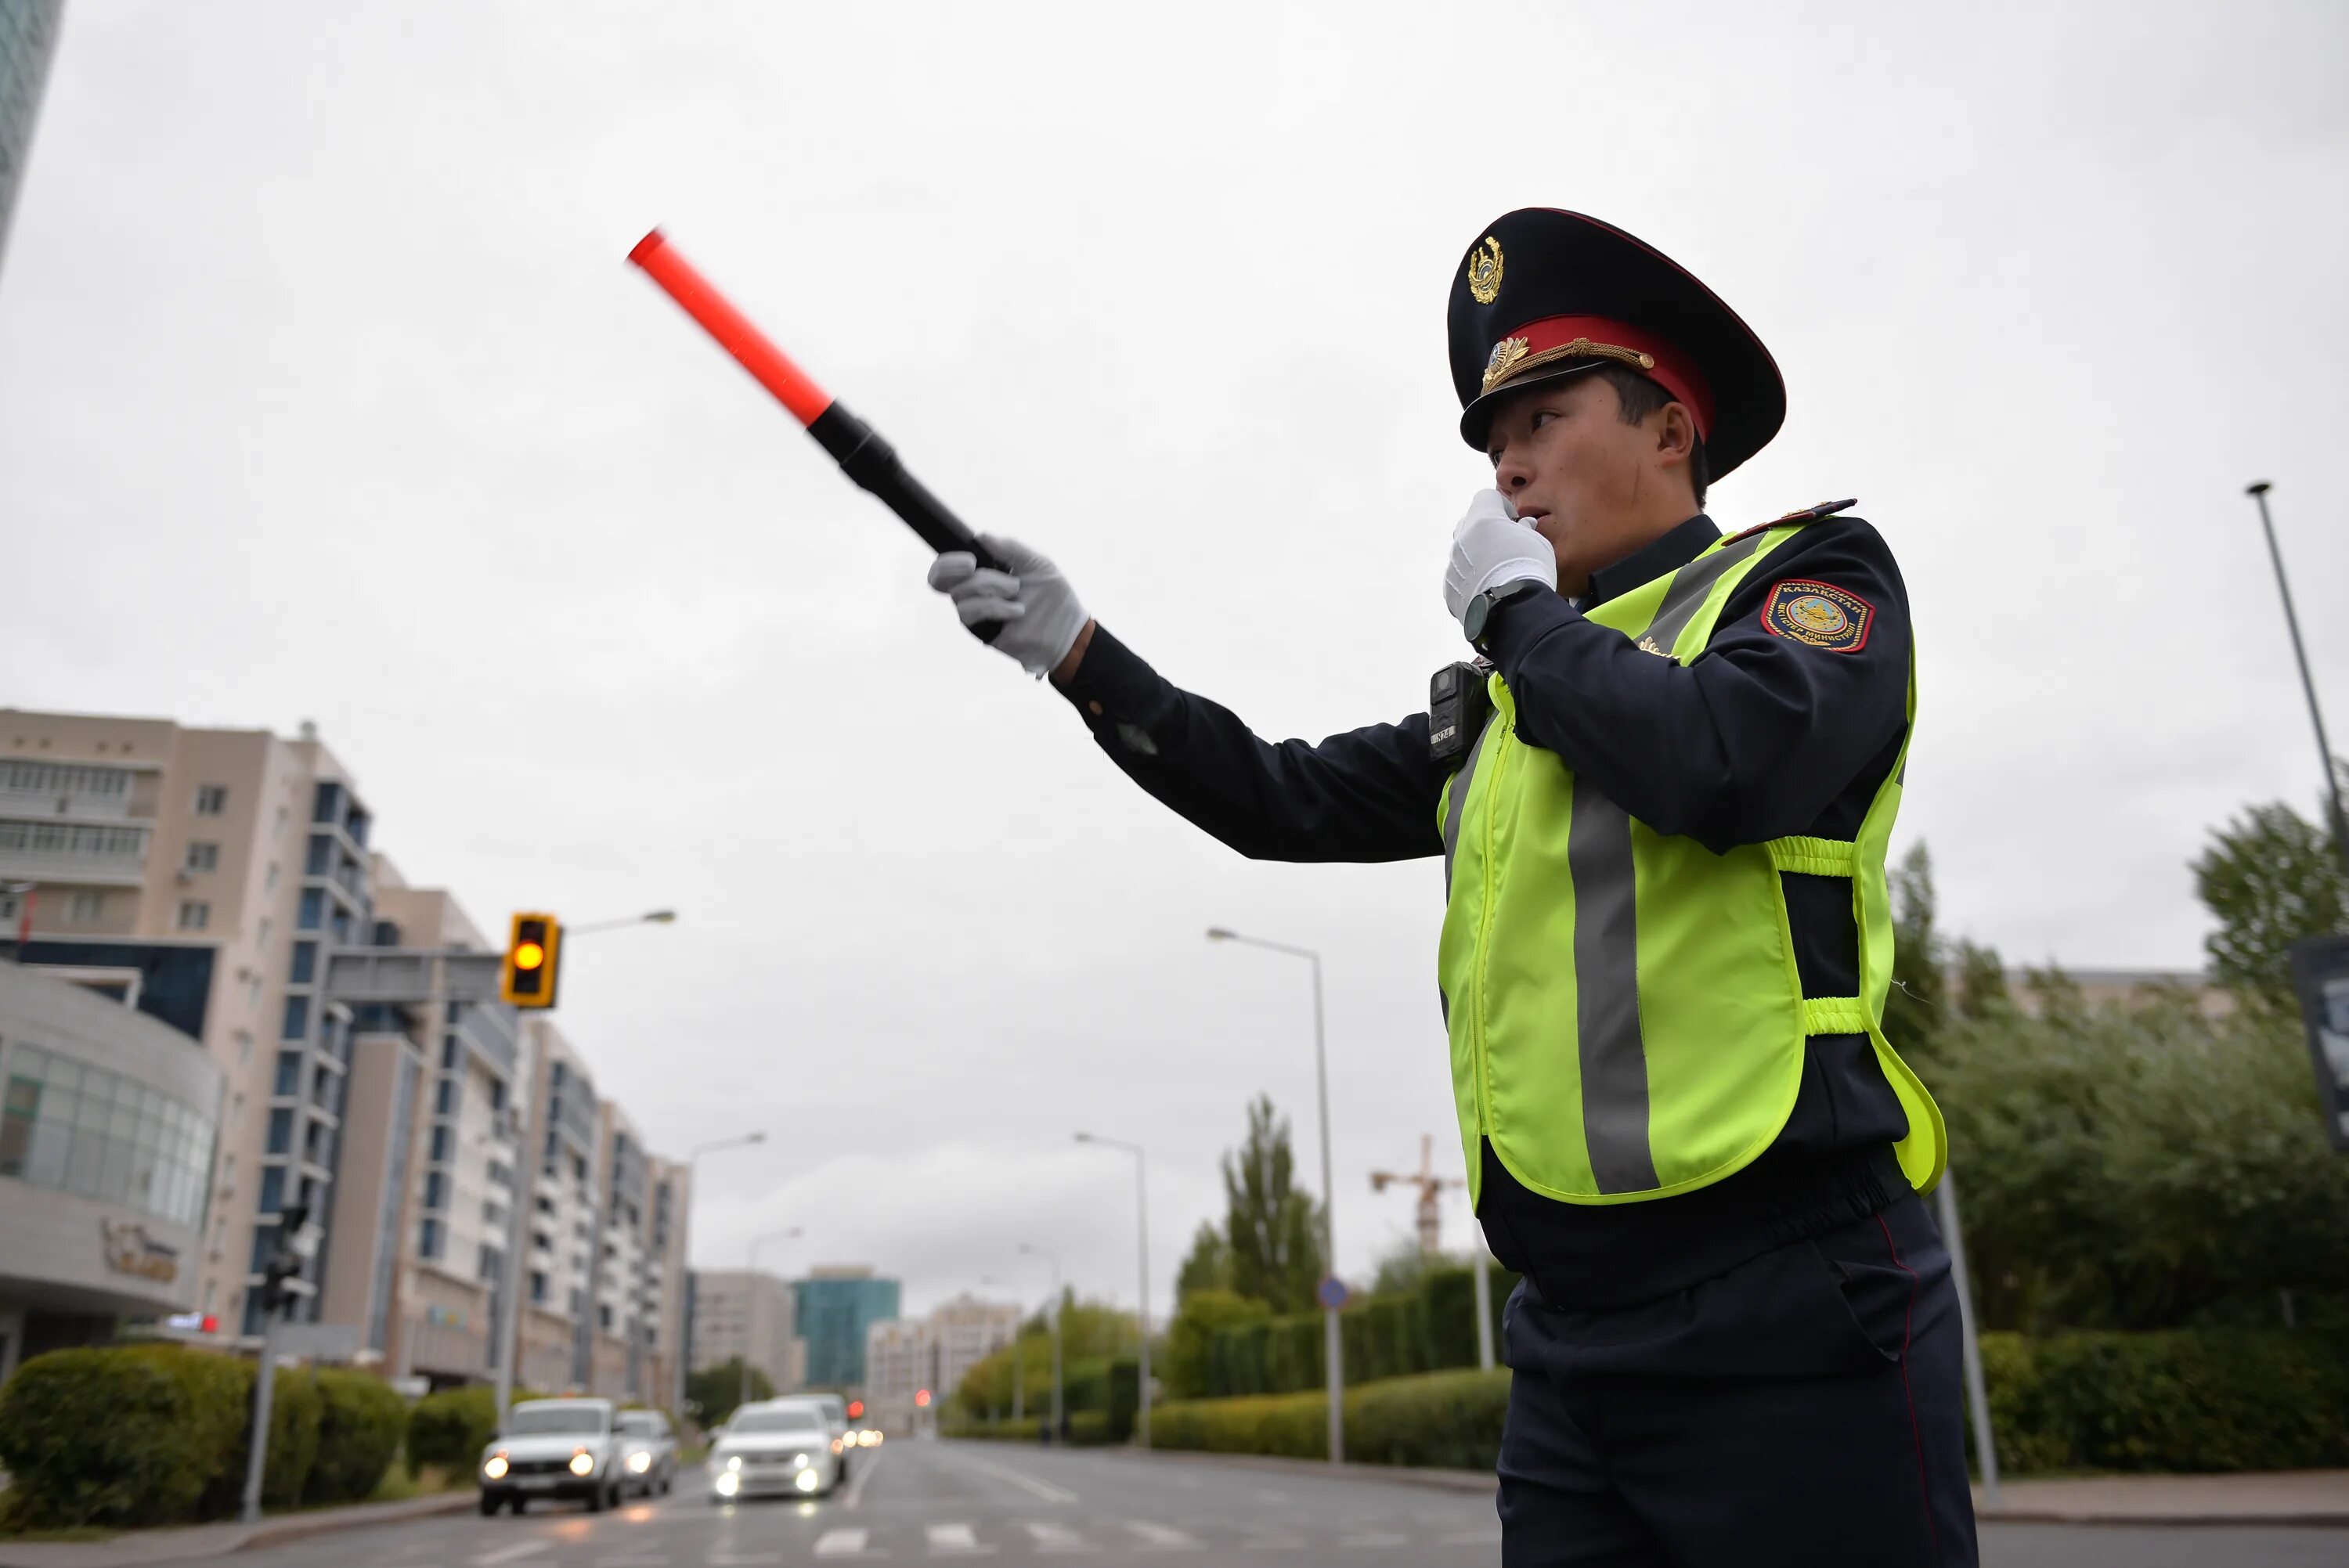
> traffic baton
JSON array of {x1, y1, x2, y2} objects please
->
[{"x1": 626, "y1": 228, "x2": 1009, "y2": 639}]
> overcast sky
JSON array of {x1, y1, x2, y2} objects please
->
[{"x1": 3, "y1": 1, "x2": 2344, "y2": 1321}]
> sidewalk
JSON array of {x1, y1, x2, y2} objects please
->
[
  {"x1": 1110, "y1": 1447, "x2": 2349, "y2": 1526},
  {"x1": 0, "y1": 1491, "x2": 473, "y2": 1568}
]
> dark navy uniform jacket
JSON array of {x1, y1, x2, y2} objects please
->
[{"x1": 1055, "y1": 512, "x2": 1918, "y2": 1310}]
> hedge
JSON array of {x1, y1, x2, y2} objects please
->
[
  {"x1": 0, "y1": 1345, "x2": 370, "y2": 1528},
  {"x1": 1153, "y1": 1368, "x2": 1508, "y2": 1466},
  {"x1": 1156, "y1": 1330, "x2": 2349, "y2": 1476},
  {"x1": 1189, "y1": 1263, "x2": 1517, "y2": 1399},
  {"x1": 406, "y1": 1385, "x2": 499, "y2": 1476}
]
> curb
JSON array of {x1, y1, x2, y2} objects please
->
[
  {"x1": 1976, "y1": 1507, "x2": 2349, "y2": 1530},
  {"x1": 0, "y1": 1491, "x2": 474, "y2": 1568},
  {"x1": 1094, "y1": 1445, "x2": 1494, "y2": 1494},
  {"x1": 236, "y1": 1492, "x2": 476, "y2": 1554}
]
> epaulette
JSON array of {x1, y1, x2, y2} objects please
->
[{"x1": 1718, "y1": 497, "x2": 1858, "y2": 546}]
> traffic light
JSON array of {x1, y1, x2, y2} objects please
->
[
  {"x1": 259, "y1": 1202, "x2": 309, "y2": 1314},
  {"x1": 846, "y1": 1400, "x2": 864, "y2": 1421},
  {"x1": 499, "y1": 913, "x2": 564, "y2": 1009},
  {"x1": 915, "y1": 1389, "x2": 931, "y2": 1408}
]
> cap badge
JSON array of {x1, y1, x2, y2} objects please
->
[
  {"x1": 1467, "y1": 236, "x2": 1504, "y2": 305},
  {"x1": 1482, "y1": 336, "x2": 1531, "y2": 394}
]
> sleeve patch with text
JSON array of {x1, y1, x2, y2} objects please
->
[{"x1": 1760, "y1": 579, "x2": 1875, "y2": 652}]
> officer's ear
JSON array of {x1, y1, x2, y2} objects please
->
[{"x1": 1651, "y1": 401, "x2": 1697, "y2": 467}]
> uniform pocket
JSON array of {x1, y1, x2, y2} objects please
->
[{"x1": 1810, "y1": 1215, "x2": 1919, "y2": 1368}]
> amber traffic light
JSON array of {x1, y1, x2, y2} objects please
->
[{"x1": 499, "y1": 913, "x2": 564, "y2": 1009}]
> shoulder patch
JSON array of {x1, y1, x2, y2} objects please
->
[
  {"x1": 1719, "y1": 497, "x2": 1860, "y2": 546},
  {"x1": 1761, "y1": 579, "x2": 1875, "y2": 652}
]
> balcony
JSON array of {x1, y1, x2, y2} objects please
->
[{"x1": 0, "y1": 819, "x2": 151, "y2": 887}]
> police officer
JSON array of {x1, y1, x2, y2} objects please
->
[{"x1": 929, "y1": 208, "x2": 1977, "y2": 1567}]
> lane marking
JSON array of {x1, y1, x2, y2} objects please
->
[
  {"x1": 472, "y1": 1544, "x2": 552, "y2": 1567},
  {"x1": 1438, "y1": 1530, "x2": 1500, "y2": 1544},
  {"x1": 1023, "y1": 1522, "x2": 1088, "y2": 1555},
  {"x1": 596, "y1": 1558, "x2": 673, "y2": 1566},
  {"x1": 940, "y1": 1449, "x2": 1078, "y2": 1506},
  {"x1": 709, "y1": 1555, "x2": 783, "y2": 1566},
  {"x1": 814, "y1": 1528, "x2": 873, "y2": 1558},
  {"x1": 843, "y1": 1451, "x2": 885, "y2": 1509},
  {"x1": 925, "y1": 1523, "x2": 994, "y2": 1557},
  {"x1": 1125, "y1": 1521, "x2": 1203, "y2": 1550},
  {"x1": 1337, "y1": 1532, "x2": 1409, "y2": 1547}
]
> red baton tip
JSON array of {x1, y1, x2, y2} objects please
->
[{"x1": 626, "y1": 227, "x2": 834, "y2": 427}]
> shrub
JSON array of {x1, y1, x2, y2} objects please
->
[
  {"x1": 1066, "y1": 1411, "x2": 1113, "y2": 1446},
  {"x1": 306, "y1": 1370, "x2": 408, "y2": 1504},
  {"x1": 406, "y1": 1386, "x2": 500, "y2": 1476},
  {"x1": 0, "y1": 1348, "x2": 206, "y2": 1527},
  {"x1": 117, "y1": 1344, "x2": 254, "y2": 1519}
]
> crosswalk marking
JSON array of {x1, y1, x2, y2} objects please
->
[
  {"x1": 472, "y1": 1545, "x2": 550, "y2": 1567},
  {"x1": 924, "y1": 1523, "x2": 994, "y2": 1557},
  {"x1": 814, "y1": 1530, "x2": 873, "y2": 1558},
  {"x1": 1125, "y1": 1521, "x2": 1203, "y2": 1550},
  {"x1": 1023, "y1": 1522, "x2": 1088, "y2": 1554}
]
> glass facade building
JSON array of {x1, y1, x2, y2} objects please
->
[
  {"x1": 0, "y1": 0, "x2": 63, "y2": 277},
  {"x1": 795, "y1": 1271, "x2": 902, "y2": 1391}
]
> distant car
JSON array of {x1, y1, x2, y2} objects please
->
[
  {"x1": 478, "y1": 1397, "x2": 627, "y2": 1515},
  {"x1": 614, "y1": 1409, "x2": 677, "y2": 1497},
  {"x1": 709, "y1": 1404, "x2": 843, "y2": 1501},
  {"x1": 755, "y1": 1394, "x2": 853, "y2": 1480}
]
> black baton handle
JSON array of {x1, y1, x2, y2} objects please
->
[{"x1": 808, "y1": 402, "x2": 1009, "y2": 643}]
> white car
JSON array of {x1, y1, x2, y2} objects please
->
[
  {"x1": 709, "y1": 1404, "x2": 843, "y2": 1501},
  {"x1": 759, "y1": 1394, "x2": 853, "y2": 1480},
  {"x1": 615, "y1": 1408, "x2": 677, "y2": 1497},
  {"x1": 478, "y1": 1397, "x2": 628, "y2": 1515}
]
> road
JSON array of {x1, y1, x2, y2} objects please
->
[{"x1": 224, "y1": 1441, "x2": 2345, "y2": 1567}]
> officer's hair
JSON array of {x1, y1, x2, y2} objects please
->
[{"x1": 1594, "y1": 364, "x2": 1710, "y2": 510}]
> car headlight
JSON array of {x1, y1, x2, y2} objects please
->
[
  {"x1": 568, "y1": 1449, "x2": 595, "y2": 1476},
  {"x1": 482, "y1": 1452, "x2": 509, "y2": 1480},
  {"x1": 795, "y1": 1469, "x2": 820, "y2": 1493},
  {"x1": 627, "y1": 1450, "x2": 652, "y2": 1472},
  {"x1": 792, "y1": 1451, "x2": 809, "y2": 1469},
  {"x1": 724, "y1": 1454, "x2": 743, "y2": 1471},
  {"x1": 715, "y1": 1470, "x2": 740, "y2": 1497}
]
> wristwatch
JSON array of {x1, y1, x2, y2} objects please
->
[{"x1": 1462, "y1": 576, "x2": 1549, "y2": 651}]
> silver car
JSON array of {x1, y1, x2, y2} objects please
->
[
  {"x1": 709, "y1": 1404, "x2": 843, "y2": 1501},
  {"x1": 478, "y1": 1397, "x2": 627, "y2": 1515},
  {"x1": 615, "y1": 1409, "x2": 677, "y2": 1497}
]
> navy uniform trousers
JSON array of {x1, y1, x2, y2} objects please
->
[{"x1": 1496, "y1": 1191, "x2": 1979, "y2": 1567}]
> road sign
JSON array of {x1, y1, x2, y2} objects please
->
[
  {"x1": 276, "y1": 1322, "x2": 361, "y2": 1362},
  {"x1": 2288, "y1": 935, "x2": 2349, "y2": 1153},
  {"x1": 1315, "y1": 1275, "x2": 1351, "y2": 1312}
]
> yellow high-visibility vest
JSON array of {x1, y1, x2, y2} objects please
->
[{"x1": 1437, "y1": 523, "x2": 1944, "y2": 1205}]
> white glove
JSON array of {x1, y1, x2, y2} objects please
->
[
  {"x1": 926, "y1": 534, "x2": 1090, "y2": 678},
  {"x1": 1442, "y1": 488, "x2": 1557, "y2": 629}
]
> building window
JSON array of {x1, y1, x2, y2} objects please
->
[
  {"x1": 297, "y1": 889, "x2": 323, "y2": 931},
  {"x1": 177, "y1": 900, "x2": 211, "y2": 931},
  {"x1": 429, "y1": 1124, "x2": 451, "y2": 1163},
  {"x1": 184, "y1": 842, "x2": 219, "y2": 873},
  {"x1": 266, "y1": 1108, "x2": 294, "y2": 1154},
  {"x1": 423, "y1": 1171, "x2": 446, "y2": 1210},
  {"x1": 420, "y1": 1217, "x2": 443, "y2": 1260},
  {"x1": 441, "y1": 1036, "x2": 460, "y2": 1070},
  {"x1": 274, "y1": 1051, "x2": 303, "y2": 1097},
  {"x1": 305, "y1": 834, "x2": 334, "y2": 876},
  {"x1": 488, "y1": 1079, "x2": 507, "y2": 1112},
  {"x1": 530, "y1": 1271, "x2": 548, "y2": 1304},
  {"x1": 66, "y1": 891, "x2": 103, "y2": 924},
  {"x1": 258, "y1": 1166, "x2": 285, "y2": 1213},
  {"x1": 281, "y1": 995, "x2": 309, "y2": 1040},
  {"x1": 289, "y1": 941, "x2": 316, "y2": 984},
  {"x1": 194, "y1": 784, "x2": 228, "y2": 816},
  {"x1": 265, "y1": 861, "x2": 280, "y2": 892},
  {"x1": 435, "y1": 1078, "x2": 456, "y2": 1116}
]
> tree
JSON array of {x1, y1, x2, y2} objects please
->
[
  {"x1": 1885, "y1": 841, "x2": 1950, "y2": 1059},
  {"x1": 1221, "y1": 1095, "x2": 1326, "y2": 1314},
  {"x1": 1369, "y1": 1235, "x2": 1446, "y2": 1296},
  {"x1": 1174, "y1": 1220, "x2": 1230, "y2": 1302},
  {"x1": 684, "y1": 1358, "x2": 770, "y2": 1430},
  {"x1": 2194, "y1": 799, "x2": 2349, "y2": 1013},
  {"x1": 1160, "y1": 1288, "x2": 1268, "y2": 1400}
]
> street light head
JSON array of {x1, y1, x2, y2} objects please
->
[
  {"x1": 1074, "y1": 1132, "x2": 1094, "y2": 1144},
  {"x1": 1205, "y1": 927, "x2": 1235, "y2": 943},
  {"x1": 746, "y1": 1131, "x2": 768, "y2": 1144},
  {"x1": 2246, "y1": 480, "x2": 2272, "y2": 496},
  {"x1": 644, "y1": 909, "x2": 679, "y2": 924}
]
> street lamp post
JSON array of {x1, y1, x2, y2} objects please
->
[
  {"x1": 1019, "y1": 1242, "x2": 1063, "y2": 1440},
  {"x1": 1207, "y1": 926, "x2": 1344, "y2": 1465},
  {"x1": 565, "y1": 908, "x2": 681, "y2": 938},
  {"x1": 1076, "y1": 1132, "x2": 1152, "y2": 1448},
  {"x1": 741, "y1": 1225, "x2": 803, "y2": 1416},
  {"x1": 2246, "y1": 483, "x2": 2349, "y2": 881},
  {"x1": 648, "y1": 1130, "x2": 764, "y2": 1426}
]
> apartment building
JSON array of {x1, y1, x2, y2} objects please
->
[
  {"x1": 0, "y1": 709, "x2": 691, "y2": 1396},
  {"x1": 690, "y1": 1269, "x2": 806, "y2": 1394},
  {"x1": 1, "y1": 712, "x2": 379, "y2": 1340},
  {"x1": 796, "y1": 1266, "x2": 900, "y2": 1391}
]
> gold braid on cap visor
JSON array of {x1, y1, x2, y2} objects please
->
[{"x1": 1481, "y1": 335, "x2": 1658, "y2": 396}]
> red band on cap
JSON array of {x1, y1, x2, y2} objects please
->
[{"x1": 1492, "y1": 315, "x2": 1714, "y2": 441}]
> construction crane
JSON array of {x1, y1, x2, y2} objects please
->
[{"x1": 1369, "y1": 1134, "x2": 1467, "y2": 1256}]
